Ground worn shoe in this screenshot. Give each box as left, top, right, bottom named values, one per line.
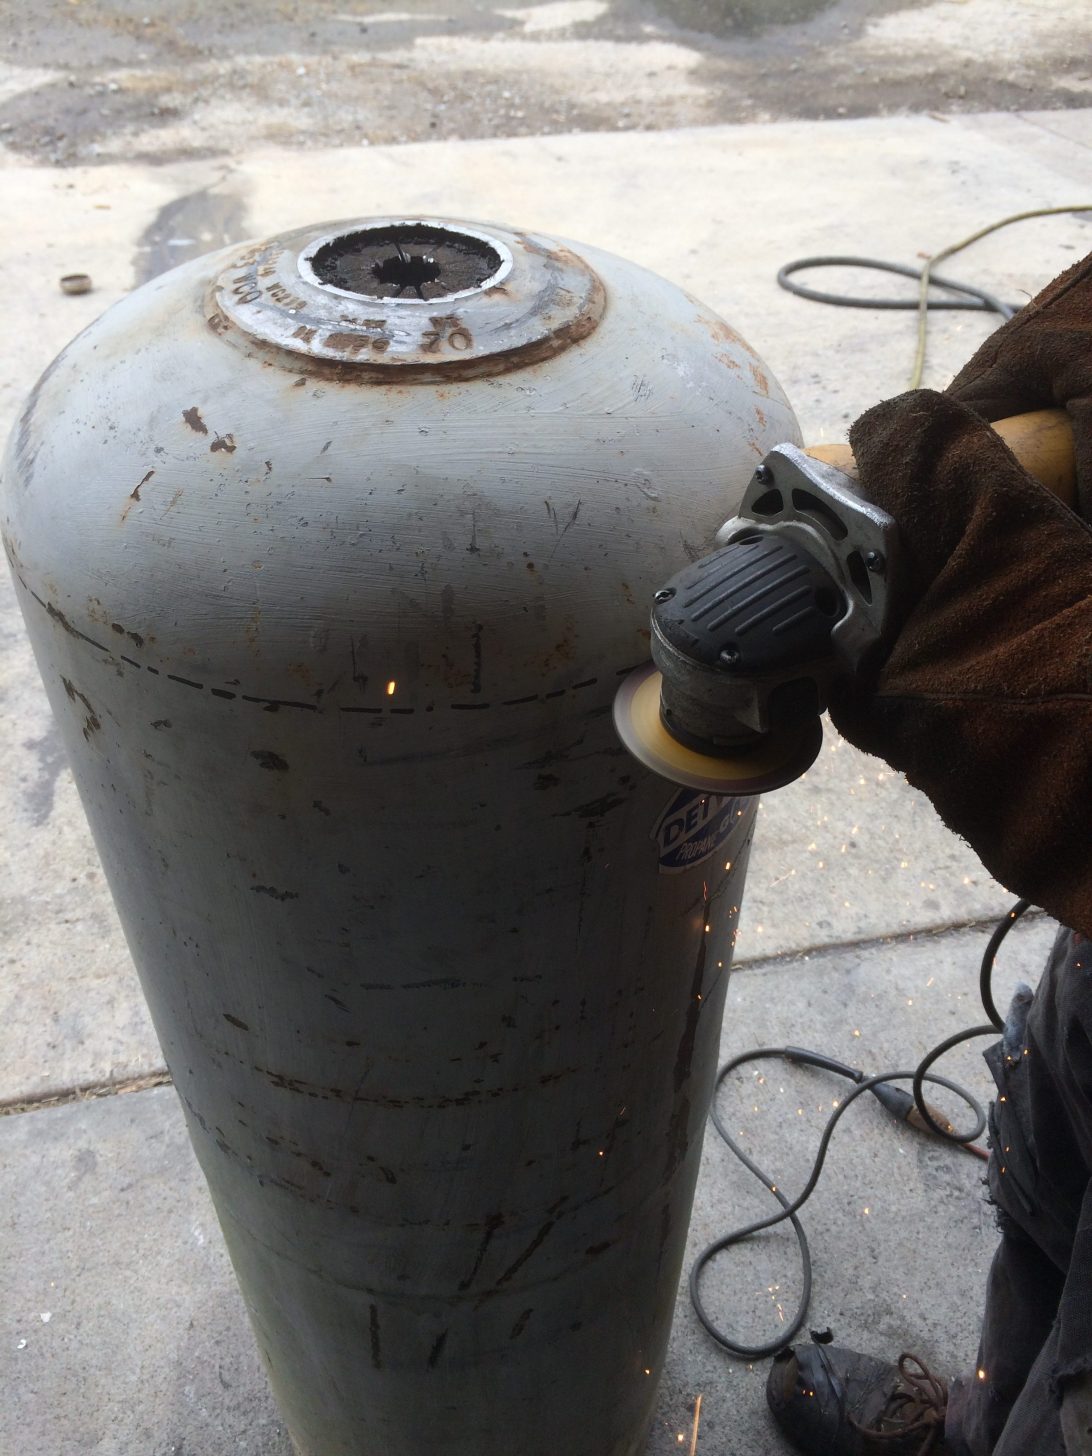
left=767, top=1343, right=950, bottom=1455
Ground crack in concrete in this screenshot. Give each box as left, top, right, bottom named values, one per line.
left=732, top=906, right=1050, bottom=971
left=0, top=1070, right=172, bottom=1118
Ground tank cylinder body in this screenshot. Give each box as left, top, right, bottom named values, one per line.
left=2, top=219, right=799, bottom=1455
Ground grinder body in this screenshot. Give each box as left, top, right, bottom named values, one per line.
left=614, top=409, right=1075, bottom=795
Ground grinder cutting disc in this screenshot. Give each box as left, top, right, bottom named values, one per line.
left=613, top=665, right=824, bottom=795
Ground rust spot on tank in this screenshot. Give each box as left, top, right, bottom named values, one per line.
left=750, top=362, right=770, bottom=396
left=131, top=469, right=154, bottom=501
left=182, top=407, right=208, bottom=435
left=705, top=315, right=750, bottom=351
left=755, top=405, right=767, bottom=428
left=539, top=616, right=578, bottom=673
left=251, top=750, right=289, bottom=771
left=61, top=676, right=101, bottom=739
left=110, top=623, right=145, bottom=648
left=210, top=434, right=237, bottom=454
left=41, top=599, right=108, bottom=652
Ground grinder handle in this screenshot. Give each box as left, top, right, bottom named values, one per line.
left=806, top=407, right=1076, bottom=508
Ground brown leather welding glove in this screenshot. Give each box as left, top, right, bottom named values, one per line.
left=828, top=251, right=1092, bottom=935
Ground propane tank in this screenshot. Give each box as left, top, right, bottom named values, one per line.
left=2, top=218, right=798, bottom=1456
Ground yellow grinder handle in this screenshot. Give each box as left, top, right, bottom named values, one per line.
left=805, top=407, right=1076, bottom=508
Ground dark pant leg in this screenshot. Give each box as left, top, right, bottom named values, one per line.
left=946, top=1219, right=1065, bottom=1455
left=946, top=928, right=1092, bottom=1454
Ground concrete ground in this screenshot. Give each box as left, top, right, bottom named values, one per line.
left=2, top=53, right=1091, bottom=1456
left=1, top=0, right=1089, bottom=163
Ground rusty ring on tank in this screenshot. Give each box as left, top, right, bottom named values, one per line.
left=212, top=216, right=606, bottom=377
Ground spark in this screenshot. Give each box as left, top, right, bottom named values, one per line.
left=386, top=680, right=396, bottom=696
left=977, top=1368, right=987, bottom=1381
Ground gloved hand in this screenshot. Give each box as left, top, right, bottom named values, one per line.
left=829, top=251, right=1092, bottom=935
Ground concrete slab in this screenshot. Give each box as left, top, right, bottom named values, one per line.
left=0, top=1084, right=289, bottom=1456
left=4, top=111, right=1090, bottom=1099
left=0, top=912, right=1059, bottom=1454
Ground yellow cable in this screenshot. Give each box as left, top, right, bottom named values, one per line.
left=911, top=204, right=1092, bottom=389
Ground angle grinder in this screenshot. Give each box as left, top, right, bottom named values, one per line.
left=613, top=408, right=1075, bottom=795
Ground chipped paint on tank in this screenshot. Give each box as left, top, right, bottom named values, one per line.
left=1, top=215, right=797, bottom=1456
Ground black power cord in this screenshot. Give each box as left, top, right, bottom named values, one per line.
left=776, top=255, right=1017, bottom=321
left=689, top=899, right=1031, bottom=1359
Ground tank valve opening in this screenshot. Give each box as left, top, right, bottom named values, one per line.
left=373, top=248, right=441, bottom=297
left=302, top=224, right=508, bottom=301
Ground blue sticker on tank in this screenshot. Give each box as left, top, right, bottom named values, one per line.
left=652, top=788, right=750, bottom=874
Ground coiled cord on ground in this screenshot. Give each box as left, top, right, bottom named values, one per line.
left=776, top=204, right=1092, bottom=387
left=689, top=900, right=1031, bottom=1359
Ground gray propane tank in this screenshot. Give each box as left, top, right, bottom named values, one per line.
left=1, top=218, right=799, bottom=1456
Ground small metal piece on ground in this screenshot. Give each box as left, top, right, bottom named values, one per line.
left=688, top=1393, right=703, bottom=1456
left=60, top=273, right=92, bottom=294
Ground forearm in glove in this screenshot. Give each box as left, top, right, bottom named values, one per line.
left=828, top=252, right=1092, bottom=935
